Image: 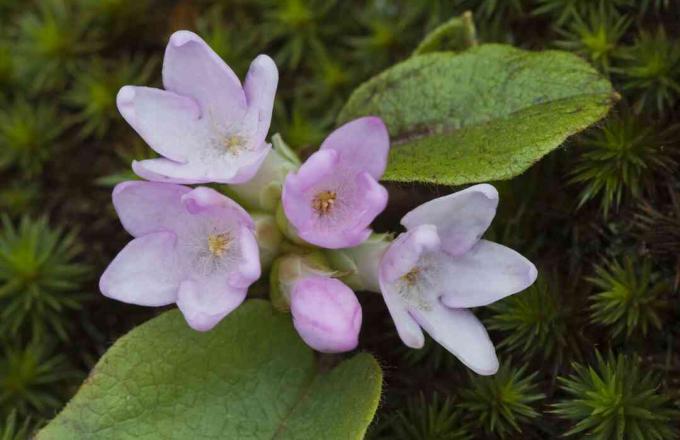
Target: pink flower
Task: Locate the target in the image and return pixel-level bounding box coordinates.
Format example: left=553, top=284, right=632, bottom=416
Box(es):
left=281, top=117, right=389, bottom=249
left=290, top=276, right=362, bottom=353
left=99, top=181, right=260, bottom=331
left=378, top=184, right=537, bottom=375
left=117, top=30, right=278, bottom=184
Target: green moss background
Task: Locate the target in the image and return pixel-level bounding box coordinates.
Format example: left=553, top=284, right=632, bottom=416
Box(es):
left=1, top=0, right=679, bottom=438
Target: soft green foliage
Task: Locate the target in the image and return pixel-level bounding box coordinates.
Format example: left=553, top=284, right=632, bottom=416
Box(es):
left=1, top=410, right=31, bottom=440
left=412, top=11, right=477, bottom=55
left=458, top=361, right=544, bottom=438
left=195, top=5, right=256, bottom=77
left=555, top=3, right=630, bottom=71
left=588, top=257, right=667, bottom=338
left=569, top=112, right=675, bottom=215
left=487, top=276, right=572, bottom=361
left=66, top=56, right=157, bottom=138
left=339, top=44, right=615, bottom=185
left=349, top=2, right=419, bottom=70
left=533, top=0, right=631, bottom=25
left=264, top=0, right=336, bottom=69
left=371, top=393, right=470, bottom=440
left=0, top=100, right=66, bottom=176
left=0, top=339, right=79, bottom=419
left=38, top=300, right=382, bottom=439
left=14, top=0, right=99, bottom=92
left=616, top=28, right=680, bottom=113
left=0, top=216, right=89, bottom=340
left=553, top=352, right=678, bottom=439
left=0, top=182, right=40, bottom=217
left=0, top=40, right=15, bottom=92
left=397, top=334, right=458, bottom=372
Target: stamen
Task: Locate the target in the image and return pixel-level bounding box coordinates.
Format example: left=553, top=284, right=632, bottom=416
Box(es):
left=401, top=267, right=421, bottom=286
left=222, top=134, right=247, bottom=154
left=207, top=232, right=232, bottom=257
left=312, top=191, right=337, bottom=216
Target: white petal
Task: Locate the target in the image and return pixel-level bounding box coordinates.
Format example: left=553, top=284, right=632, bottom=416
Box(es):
left=99, top=232, right=181, bottom=307
left=401, top=184, right=498, bottom=256
left=412, top=305, right=499, bottom=375
left=438, top=240, right=538, bottom=308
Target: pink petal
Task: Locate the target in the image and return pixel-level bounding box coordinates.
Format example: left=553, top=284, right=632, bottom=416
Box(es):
left=162, top=30, right=246, bottom=123
left=132, top=146, right=271, bottom=185
left=401, top=184, right=499, bottom=256
left=228, top=225, right=261, bottom=289
left=181, top=187, right=254, bottom=229
left=132, top=158, right=212, bottom=184
left=116, top=86, right=204, bottom=163
left=112, top=181, right=191, bottom=238
left=99, top=232, right=181, bottom=307
left=281, top=149, right=338, bottom=232
left=176, top=276, right=247, bottom=332
left=320, top=117, right=389, bottom=179
left=243, top=55, right=278, bottom=148
left=412, top=306, right=499, bottom=375
left=439, top=240, right=538, bottom=308
left=290, top=276, right=362, bottom=353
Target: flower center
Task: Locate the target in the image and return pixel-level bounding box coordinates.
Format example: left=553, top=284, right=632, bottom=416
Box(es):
left=312, top=191, right=337, bottom=215
left=401, top=267, right=421, bottom=286
left=222, top=134, right=247, bottom=155
left=207, top=232, right=232, bottom=257
left=396, top=264, right=434, bottom=312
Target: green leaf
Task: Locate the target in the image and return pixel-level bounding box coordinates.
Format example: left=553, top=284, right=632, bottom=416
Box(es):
left=412, top=11, right=478, bottom=55
left=338, top=44, right=617, bottom=185
left=37, top=300, right=382, bottom=439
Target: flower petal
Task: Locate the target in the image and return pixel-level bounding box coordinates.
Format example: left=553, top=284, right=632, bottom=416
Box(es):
left=412, top=306, right=499, bottom=375
left=176, top=277, right=247, bottom=332
left=381, top=288, right=425, bottom=349
left=379, top=225, right=440, bottom=283
left=281, top=149, right=338, bottom=232
left=99, top=232, right=181, bottom=307
left=243, top=55, right=278, bottom=147
left=320, top=116, right=389, bottom=179
left=116, top=86, right=205, bottom=163
left=162, top=30, right=246, bottom=123
left=132, top=158, right=212, bottom=184
left=439, top=240, right=538, bottom=308
left=228, top=225, right=261, bottom=289
left=180, top=186, right=254, bottom=229
left=112, top=181, right=191, bottom=237
left=401, top=184, right=498, bottom=256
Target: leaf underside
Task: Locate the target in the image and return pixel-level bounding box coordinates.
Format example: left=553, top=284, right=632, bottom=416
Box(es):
left=38, top=300, right=382, bottom=440
left=338, top=44, right=616, bottom=185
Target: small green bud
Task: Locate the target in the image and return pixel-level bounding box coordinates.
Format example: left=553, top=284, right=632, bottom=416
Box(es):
left=227, top=134, right=300, bottom=212
left=269, top=251, right=335, bottom=311
left=251, top=212, right=283, bottom=270
left=275, top=201, right=309, bottom=246
left=325, top=232, right=391, bottom=292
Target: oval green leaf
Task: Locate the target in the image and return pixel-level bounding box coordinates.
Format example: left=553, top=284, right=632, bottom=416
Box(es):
left=338, top=44, right=617, bottom=185
left=38, top=300, right=382, bottom=439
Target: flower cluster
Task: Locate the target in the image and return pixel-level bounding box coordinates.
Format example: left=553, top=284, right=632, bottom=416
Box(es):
left=101, top=30, right=537, bottom=375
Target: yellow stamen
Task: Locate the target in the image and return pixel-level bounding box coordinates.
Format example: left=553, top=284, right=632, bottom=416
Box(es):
left=401, top=267, right=421, bottom=286
left=207, top=232, right=232, bottom=257
left=222, top=135, right=246, bottom=154
left=312, top=191, right=337, bottom=215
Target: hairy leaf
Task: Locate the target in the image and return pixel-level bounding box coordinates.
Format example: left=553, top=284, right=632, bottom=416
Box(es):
left=38, top=300, right=382, bottom=439
left=338, top=44, right=616, bottom=185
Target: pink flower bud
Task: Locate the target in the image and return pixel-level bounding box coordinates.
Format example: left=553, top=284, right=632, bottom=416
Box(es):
left=290, top=276, right=362, bottom=353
